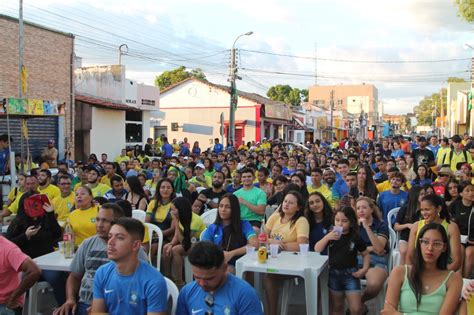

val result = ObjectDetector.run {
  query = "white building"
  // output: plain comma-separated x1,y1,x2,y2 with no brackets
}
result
74,65,159,161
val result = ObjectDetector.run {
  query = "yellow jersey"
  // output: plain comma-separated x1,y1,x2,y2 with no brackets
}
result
39,184,61,201
178,212,206,241
89,183,110,198
307,183,334,208
69,205,99,246
146,200,171,223
113,155,130,164
52,192,76,221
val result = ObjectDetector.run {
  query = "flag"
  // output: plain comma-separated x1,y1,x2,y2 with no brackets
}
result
469,91,473,111
21,65,28,95
230,83,238,110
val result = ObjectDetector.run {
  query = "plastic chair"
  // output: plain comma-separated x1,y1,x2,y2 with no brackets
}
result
28,281,52,315
165,277,179,315
184,256,193,283
200,208,217,226
144,223,164,270
132,209,146,222
387,207,400,249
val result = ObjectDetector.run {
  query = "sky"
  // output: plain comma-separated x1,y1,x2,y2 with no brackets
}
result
1,0,473,114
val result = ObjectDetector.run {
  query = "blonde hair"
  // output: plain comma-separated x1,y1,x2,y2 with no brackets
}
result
356,196,382,220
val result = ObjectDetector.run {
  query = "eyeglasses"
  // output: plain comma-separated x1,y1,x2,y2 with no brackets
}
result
204,294,214,315
419,238,444,250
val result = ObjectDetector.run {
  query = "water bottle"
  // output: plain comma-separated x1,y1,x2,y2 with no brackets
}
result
63,219,74,258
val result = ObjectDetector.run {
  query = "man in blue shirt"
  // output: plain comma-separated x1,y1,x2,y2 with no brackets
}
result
0,134,10,175
377,172,408,223
331,159,350,201
92,218,167,315
177,242,263,315
427,135,440,160
212,138,224,154
161,137,173,158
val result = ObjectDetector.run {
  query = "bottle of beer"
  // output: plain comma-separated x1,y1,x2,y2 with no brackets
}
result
63,219,75,258
257,219,268,263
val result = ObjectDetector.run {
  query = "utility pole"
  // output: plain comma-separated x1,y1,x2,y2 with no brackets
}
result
18,0,25,175
228,32,253,147
330,90,335,139
118,44,128,65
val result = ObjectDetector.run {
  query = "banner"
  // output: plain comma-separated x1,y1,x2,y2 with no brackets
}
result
1,98,65,116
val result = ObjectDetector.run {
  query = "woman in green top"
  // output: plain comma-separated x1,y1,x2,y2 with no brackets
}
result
383,223,462,314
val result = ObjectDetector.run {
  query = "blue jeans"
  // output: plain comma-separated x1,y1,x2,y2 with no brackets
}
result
41,270,67,305
75,302,90,315
328,267,361,294
0,305,21,315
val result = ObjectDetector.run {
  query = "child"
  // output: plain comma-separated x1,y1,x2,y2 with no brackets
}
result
315,206,370,315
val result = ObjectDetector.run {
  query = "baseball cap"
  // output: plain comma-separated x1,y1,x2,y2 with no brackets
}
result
195,163,205,169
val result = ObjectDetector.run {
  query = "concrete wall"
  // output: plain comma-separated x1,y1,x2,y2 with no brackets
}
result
0,15,74,156
75,65,125,102
160,80,257,147
90,107,126,158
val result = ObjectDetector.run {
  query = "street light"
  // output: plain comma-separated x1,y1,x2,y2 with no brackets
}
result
229,31,253,147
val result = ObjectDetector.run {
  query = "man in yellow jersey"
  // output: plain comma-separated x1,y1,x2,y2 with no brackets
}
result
86,166,110,197
307,168,334,207
100,162,120,187
113,149,130,164
38,169,61,201
436,137,451,167
52,175,75,222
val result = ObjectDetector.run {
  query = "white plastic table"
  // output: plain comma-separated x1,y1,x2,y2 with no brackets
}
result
236,251,329,315
29,251,73,315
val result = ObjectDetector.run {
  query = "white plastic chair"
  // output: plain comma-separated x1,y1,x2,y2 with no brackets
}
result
132,209,147,222
28,281,52,315
387,207,400,249
200,208,217,226
165,277,179,315
144,223,164,270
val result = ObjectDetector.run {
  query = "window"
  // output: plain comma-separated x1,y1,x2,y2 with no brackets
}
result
313,100,325,105
126,111,143,143
337,99,343,105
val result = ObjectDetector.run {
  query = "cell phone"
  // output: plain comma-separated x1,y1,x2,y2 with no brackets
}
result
333,226,343,236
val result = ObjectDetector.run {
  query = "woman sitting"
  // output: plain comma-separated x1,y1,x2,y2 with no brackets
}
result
201,193,258,273
263,190,310,315
383,223,462,314
305,191,332,254
69,186,100,247
161,197,206,287
406,194,462,272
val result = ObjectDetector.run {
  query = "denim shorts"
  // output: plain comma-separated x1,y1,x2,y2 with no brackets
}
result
328,267,361,294
357,253,388,271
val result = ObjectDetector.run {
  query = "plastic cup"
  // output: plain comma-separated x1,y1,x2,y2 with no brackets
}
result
58,241,65,255
246,245,256,259
299,243,309,256
270,244,279,258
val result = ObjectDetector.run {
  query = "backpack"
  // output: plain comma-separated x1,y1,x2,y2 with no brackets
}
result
443,150,468,167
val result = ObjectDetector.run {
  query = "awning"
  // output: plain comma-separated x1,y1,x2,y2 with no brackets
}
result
75,94,140,111
292,117,309,130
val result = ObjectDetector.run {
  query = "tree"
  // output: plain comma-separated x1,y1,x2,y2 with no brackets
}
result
453,0,474,23
267,84,306,106
154,66,207,90
414,89,447,126
301,89,309,102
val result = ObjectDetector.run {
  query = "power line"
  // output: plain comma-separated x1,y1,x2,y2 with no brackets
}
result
240,49,472,64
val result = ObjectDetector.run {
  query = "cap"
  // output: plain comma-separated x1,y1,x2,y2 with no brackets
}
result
438,166,453,177
195,163,205,169
48,139,55,144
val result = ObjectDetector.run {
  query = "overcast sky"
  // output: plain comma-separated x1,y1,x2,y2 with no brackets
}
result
1,0,473,114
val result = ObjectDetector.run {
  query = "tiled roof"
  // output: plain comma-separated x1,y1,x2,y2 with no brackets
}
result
75,94,140,111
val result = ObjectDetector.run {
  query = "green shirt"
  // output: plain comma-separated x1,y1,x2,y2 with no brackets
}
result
234,186,267,222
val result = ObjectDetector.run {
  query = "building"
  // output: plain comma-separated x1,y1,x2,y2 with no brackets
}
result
446,81,471,137
74,65,158,161
0,14,74,160
159,78,293,147
301,102,332,142
308,84,382,138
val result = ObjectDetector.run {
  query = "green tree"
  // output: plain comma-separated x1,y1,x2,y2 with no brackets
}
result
414,89,447,126
154,66,207,90
301,89,309,102
267,84,305,106
453,0,474,23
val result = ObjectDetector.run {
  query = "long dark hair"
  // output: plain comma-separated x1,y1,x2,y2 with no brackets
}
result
126,175,147,198
334,206,359,238
204,158,214,172
358,164,378,201
414,164,430,182
444,179,459,202
409,222,449,307
420,194,450,223
305,191,332,230
290,173,309,200
278,190,305,227
214,193,246,245
403,186,422,222
113,162,126,179
172,197,193,251
151,178,176,214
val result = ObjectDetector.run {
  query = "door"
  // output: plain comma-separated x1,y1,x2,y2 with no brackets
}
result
235,129,243,147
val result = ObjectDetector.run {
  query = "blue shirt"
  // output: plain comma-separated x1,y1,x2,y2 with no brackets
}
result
378,190,408,223
201,221,256,247
213,143,224,154
0,148,9,175
309,222,330,255
359,219,389,252
93,260,167,314
391,149,405,159
427,144,440,159
162,143,173,158
281,167,296,177
331,178,349,200
177,273,263,315
226,184,242,193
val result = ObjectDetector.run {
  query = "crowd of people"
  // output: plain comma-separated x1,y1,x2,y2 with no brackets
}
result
1,132,474,314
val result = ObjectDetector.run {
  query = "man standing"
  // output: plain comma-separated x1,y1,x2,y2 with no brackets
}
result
41,139,58,168
91,218,167,315
377,172,408,222
0,235,41,315
427,135,440,160
410,136,435,171
54,204,148,315
212,138,224,154
177,242,262,315
234,168,267,230
86,165,110,197
442,135,473,172
436,137,451,167
38,169,61,201
198,171,227,211
0,134,10,175
161,137,173,158
104,175,128,203
52,175,75,221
